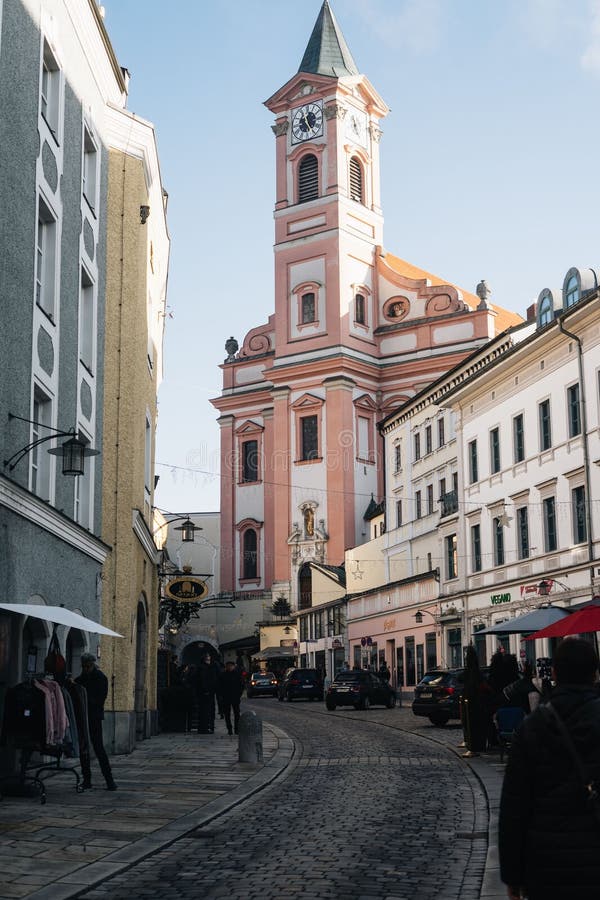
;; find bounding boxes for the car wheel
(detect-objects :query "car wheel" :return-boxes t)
[326,700,336,711]
[386,695,396,709]
[287,692,293,702]
[308,696,315,701]
[429,713,449,726]
[360,696,370,711]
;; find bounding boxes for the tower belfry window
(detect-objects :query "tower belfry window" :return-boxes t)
[349,156,363,203]
[298,154,318,203]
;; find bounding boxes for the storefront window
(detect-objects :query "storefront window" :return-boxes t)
[405,636,416,685]
[425,632,437,671]
[473,623,487,667]
[416,644,424,683]
[353,645,361,668]
[448,628,462,668]
[396,646,404,687]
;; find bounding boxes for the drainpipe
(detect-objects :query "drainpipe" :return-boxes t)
[556,318,595,591]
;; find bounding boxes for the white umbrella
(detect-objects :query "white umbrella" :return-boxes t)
[479,605,570,635]
[0,603,123,637]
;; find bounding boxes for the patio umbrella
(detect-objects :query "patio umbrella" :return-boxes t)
[479,606,570,635]
[524,600,600,641]
[0,603,123,637]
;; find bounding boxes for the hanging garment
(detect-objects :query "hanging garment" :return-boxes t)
[65,680,90,756]
[33,680,55,746]
[60,686,79,758]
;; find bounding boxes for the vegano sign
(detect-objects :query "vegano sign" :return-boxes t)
[490,592,512,606]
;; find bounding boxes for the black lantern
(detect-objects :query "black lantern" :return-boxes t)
[5,413,99,477]
[538,580,552,597]
[415,611,424,624]
[174,517,198,543]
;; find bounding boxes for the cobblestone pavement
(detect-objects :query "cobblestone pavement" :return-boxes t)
[79,701,488,900]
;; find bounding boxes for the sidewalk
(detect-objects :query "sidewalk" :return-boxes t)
[0,721,294,900]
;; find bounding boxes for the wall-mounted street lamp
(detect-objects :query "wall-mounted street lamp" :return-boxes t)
[4,413,98,477]
[153,514,203,545]
[537,578,569,598]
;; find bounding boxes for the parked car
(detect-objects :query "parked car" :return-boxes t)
[277,668,323,702]
[411,667,490,726]
[326,670,396,711]
[246,671,278,698]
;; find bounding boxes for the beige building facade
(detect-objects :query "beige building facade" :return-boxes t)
[100,109,169,753]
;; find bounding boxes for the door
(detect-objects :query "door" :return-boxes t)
[134,599,148,741]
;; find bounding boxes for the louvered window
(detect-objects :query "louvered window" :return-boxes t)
[298,154,318,203]
[349,156,363,203]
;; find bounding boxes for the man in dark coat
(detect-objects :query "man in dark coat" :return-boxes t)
[499,638,600,900]
[75,653,116,790]
[218,660,244,735]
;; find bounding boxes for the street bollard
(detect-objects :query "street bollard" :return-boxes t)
[238,710,263,763]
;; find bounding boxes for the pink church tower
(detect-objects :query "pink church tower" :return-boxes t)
[212,1,520,609]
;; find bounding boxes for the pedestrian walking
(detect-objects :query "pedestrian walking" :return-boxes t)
[499,638,600,900]
[378,661,391,682]
[218,660,244,735]
[196,653,218,734]
[75,653,117,791]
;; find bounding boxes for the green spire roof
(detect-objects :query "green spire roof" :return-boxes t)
[298,1,359,78]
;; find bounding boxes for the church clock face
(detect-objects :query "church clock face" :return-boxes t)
[291,101,323,144]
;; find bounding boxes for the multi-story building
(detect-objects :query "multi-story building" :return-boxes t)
[211,0,520,620]
[100,103,169,752]
[345,267,600,696]
[0,0,168,755]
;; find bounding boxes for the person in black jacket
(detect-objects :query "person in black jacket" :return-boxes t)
[196,654,218,734]
[218,660,244,735]
[75,653,116,790]
[499,638,600,900]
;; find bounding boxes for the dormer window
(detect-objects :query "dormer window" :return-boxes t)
[349,156,363,203]
[538,291,553,327]
[298,154,318,203]
[565,274,579,308]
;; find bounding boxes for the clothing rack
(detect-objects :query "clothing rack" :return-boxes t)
[0,673,84,805]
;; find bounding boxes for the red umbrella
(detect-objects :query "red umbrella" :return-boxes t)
[524,598,600,641]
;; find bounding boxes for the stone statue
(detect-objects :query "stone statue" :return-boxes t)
[225,336,238,362]
[304,507,315,537]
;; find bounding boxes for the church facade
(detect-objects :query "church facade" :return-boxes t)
[211,1,521,611]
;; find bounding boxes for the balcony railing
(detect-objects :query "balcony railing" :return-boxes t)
[440,490,458,517]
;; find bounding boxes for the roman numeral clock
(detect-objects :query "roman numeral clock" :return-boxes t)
[291,100,323,144]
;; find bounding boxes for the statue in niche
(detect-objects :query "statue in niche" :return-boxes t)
[304,507,315,537]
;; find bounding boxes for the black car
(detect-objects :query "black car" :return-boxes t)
[326,670,396,711]
[246,671,278,698]
[277,668,323,702]
[412,667,490,725]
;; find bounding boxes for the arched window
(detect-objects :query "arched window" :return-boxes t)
[301,292,315,323]
[355,293,365,324]
[565,274,579,308]
[538,293,553,327]
[349,156,363,203]
[242,529,257,579]
[298,154,318,203]
[299,563,312,610]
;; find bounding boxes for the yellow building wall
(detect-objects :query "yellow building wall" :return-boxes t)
[100,150,161,751]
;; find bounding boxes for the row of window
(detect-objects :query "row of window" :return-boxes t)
[443,485,587,580]
[297,153,365,205]
[397,417,448,470]
[467,387,581,483]
[396,473,458,526]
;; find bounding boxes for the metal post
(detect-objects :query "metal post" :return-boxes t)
[238,710,263,763]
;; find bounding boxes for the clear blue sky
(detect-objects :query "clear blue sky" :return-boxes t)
[104,0,600,515]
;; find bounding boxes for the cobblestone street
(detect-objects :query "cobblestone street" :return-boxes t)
[80,702,488,900]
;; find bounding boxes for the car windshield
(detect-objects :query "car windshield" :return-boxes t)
[334,672,362,682]
[253,675,272,682]
[294,669,318,678]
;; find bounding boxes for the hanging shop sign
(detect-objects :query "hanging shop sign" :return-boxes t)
[165,577,208,602]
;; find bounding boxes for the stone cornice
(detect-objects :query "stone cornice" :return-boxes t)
[132,509,160,563]
[0,475,110,564]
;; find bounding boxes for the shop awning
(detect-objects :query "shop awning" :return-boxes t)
[252,646,298,661]
[479,606,569,635]
[0,603,123,637]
